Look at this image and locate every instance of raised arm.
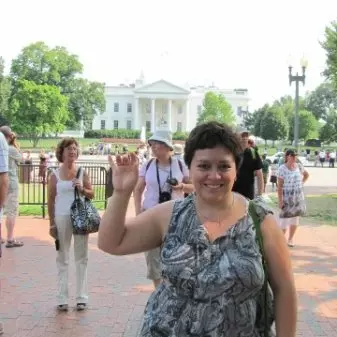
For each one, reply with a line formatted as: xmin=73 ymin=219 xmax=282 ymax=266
xmin=98 ymin=154 xmax=172 ymax=256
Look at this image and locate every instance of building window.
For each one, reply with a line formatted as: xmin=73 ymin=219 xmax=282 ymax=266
xmin=127 ymin=103 xmax=132 ymax=113
xmin=113 ymin=120 xmax=119 ymax=129
xmin=197 ymin=105 xmax=202 ymax=115
xmin=100 ymin=120 xmax=106 ymax=130
xmin=237 ymin=106 xmax=243 ymax=117
xmin=114 ymin=102 xmax=119 ymax=112
xmin=146 ymin=121 xmax=151 ymax=132
xmin=177 ymin=122 xmax=182 ymax=132
xmin=177 ymin=106 xmax=182 ymax=114
xmin=126 ymin=120 xmax=132 ymax=130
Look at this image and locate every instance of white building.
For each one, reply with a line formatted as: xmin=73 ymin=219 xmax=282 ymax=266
xmin=92 ymin=75 xmax=250 ymax=133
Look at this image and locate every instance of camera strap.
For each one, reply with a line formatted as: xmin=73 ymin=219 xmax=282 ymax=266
xmin=156 ymin=157 xmax=172 ymax=195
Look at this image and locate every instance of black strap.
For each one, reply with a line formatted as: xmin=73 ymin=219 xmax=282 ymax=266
xmin=156 ymin=157 xmax=172 ymax=195
xmin=146 ymin=158 xmax=184 ymax=175
xmin=74 ymin=167 xmax=82 ymax=200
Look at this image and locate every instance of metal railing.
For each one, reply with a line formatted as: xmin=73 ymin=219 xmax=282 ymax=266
xmin=18 ymin=164 xmax=109 ymax=218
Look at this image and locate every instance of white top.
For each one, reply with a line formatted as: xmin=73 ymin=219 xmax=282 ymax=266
xmin=330 ymin=152 xmax=336 ymax=159
xmin=0 ymin=132 xmax=8 ymax=173
xmin=54 ymin=167 xmax=84 ymax=216
xmin=139 ymin=158 xmax=189 ymax=210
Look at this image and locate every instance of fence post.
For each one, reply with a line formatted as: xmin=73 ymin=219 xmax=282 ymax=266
xmin=42 ymin=174 xmax=46 ymax=218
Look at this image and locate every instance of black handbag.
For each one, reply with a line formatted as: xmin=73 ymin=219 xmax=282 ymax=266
xmin=70 ymin=168 xmax=101 ymax=235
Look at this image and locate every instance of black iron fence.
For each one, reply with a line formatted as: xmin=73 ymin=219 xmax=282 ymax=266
xmin=18 ymin=164 xmax=110 ymax=218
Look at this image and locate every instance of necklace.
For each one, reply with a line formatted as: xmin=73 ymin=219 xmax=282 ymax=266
xmin=199 ymin=193 xmax=235 ymax=227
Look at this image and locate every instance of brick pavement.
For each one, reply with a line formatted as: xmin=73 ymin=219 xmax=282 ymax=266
xmin=1 ymin=202 xmax=337 ymax=336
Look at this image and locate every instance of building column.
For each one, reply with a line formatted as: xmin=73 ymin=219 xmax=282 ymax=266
xmin=185 ymin=100 xmax=190 ymax=132
xmin=167 ymin=99 xmax=172 ymax=131
xmin=134 ymin=98 xmax=139 ymax=130
xmin=151 ymin=99 xmax=155 ymax=133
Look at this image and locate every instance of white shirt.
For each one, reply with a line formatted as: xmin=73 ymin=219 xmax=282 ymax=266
xmin=54 ymin=168 xmax=84 ymax=216
xmin=139 ymin=158 xmax=189 ymax=210
xmin=330 ymin=152 xmax=336 ymax=159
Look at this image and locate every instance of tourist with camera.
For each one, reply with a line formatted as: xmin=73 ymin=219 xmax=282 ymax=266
xmin=133 ymin=130 xmax=194 ymax=288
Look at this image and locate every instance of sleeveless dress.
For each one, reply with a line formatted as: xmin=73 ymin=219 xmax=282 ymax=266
xmin=140 ymin=194 xmax=273 ymax=337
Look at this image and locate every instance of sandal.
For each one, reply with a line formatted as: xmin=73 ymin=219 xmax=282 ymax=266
xmin=5 ymin=240 xmax=24 ymax=248
xmin=57 ymin=304 xmax=68 ymax=312
xmin=76 ymin=303 xmax=87 ymax=311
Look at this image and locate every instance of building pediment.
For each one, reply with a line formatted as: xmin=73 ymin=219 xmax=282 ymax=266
xmin=134 ymin=79 xmax=190 ymax=95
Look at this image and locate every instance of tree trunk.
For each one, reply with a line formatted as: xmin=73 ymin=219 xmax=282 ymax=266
xmin=31 ymin=136 xmax=40 ymax=148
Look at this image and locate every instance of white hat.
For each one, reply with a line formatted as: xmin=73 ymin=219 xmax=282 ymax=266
xmin=173 ymin=144 xmax=183 ymax=155
xmin=148 ymin=130 xmax=173 ymax=150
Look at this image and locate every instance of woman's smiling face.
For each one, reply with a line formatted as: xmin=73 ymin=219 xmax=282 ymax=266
xmin=190 ymin=146 xmax=237 ymax=203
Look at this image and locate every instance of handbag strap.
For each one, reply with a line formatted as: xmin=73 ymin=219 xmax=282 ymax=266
xmin=74 ymin=167 xmax=82 ymax=200
xmin=248 ymin=200 xmax=269 ymax=337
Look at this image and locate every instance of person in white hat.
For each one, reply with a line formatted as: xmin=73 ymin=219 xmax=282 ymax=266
xmin=133 ymin=130 xmax=194 ymax=288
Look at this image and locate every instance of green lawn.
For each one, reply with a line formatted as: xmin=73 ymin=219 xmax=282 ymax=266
xmin=18 ymin=138 xmax=139 ymax=151
xmin=18 ymin=138 xmax=95 ymax=150
xmin=268 ymin=194 xmax=337 ymax=225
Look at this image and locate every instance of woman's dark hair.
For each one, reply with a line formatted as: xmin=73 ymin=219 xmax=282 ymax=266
xmin=56 ymin=137 xmax=79 ymax=163
xmin=184 ymin=121 xmax=243 ymax=170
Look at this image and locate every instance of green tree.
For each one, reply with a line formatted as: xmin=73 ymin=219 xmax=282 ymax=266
xmin=10 ymin=80 xmax=69 ymax=146
xmin=288 ymin=110 xmax=318 ymax=141
xmin=66 ymin=78 xmax=105 ymax=130
xmin=260 ymin=106 xmax=289 ymax=145
xmin=318 ymin=109 xmax=337 ymax=143
xmin=249 ymin=105 xmax=270 ymax=137
xmin=321 ymin=21 xmax=337 ymax=90
xmin=243 ymin=112 xmax=255 ymax=133
xmin=305 ymin=82 xmax=337 ymax=121
xmin=197 ymin=91 xmax=235 ymax=125
xmin=9 ymin=41 xmax=105 ymax=129
xmin=0 ymin=57 xmax=11 ymax=124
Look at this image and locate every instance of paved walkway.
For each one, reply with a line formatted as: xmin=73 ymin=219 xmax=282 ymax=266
xmin=1 ymin=203 xmax=337 ymax=336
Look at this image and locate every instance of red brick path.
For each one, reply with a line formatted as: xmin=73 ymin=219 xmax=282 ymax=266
xmin=1 ymin=204 xmax=337 ymax=336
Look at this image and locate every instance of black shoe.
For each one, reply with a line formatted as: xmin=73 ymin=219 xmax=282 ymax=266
xmin=57 ymin=304 xmax=68 ymax=311
xmin=76 ymin=303 xmax=87 ymax=311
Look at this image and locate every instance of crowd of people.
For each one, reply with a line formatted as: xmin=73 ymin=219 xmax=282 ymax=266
xmin=0 ymin=121 xmax=311 ymax=336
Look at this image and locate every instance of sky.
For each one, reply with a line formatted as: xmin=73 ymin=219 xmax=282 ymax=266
xmin=1 ymin=0 xmax=337 ymax=110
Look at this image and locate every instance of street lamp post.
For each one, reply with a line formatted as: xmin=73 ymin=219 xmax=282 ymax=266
xmin=288 ymin=57 xmax=308 ymax=151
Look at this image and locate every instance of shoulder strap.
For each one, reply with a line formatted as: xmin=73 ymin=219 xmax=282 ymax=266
xmin=76 ymin=167 xmax=82 ymax=179
xmin=248 ymin=200 xmax=269 ymax=337
xmin=74 ymin=167 xmax=82 ymax=199
xmin=250 ymin=147 xmax=256 ymax=160
xmin=177 ymin=159 xmax=184 ymax=175
xmin=145 ymin=158 xmax=154 ymax=173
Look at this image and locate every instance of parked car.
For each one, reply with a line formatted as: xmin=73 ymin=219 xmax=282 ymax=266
xmin=266 ymin=151 xmax=308 ymax=166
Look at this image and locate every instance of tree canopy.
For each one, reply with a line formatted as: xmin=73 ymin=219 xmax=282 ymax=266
xmin=197 ymin=91 xmax=236 ymax=125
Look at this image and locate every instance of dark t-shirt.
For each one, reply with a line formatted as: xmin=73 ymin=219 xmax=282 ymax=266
xmin=233 ymin=147 xmax=263 ymax=200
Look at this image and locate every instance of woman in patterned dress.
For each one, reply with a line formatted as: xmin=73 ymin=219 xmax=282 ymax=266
xmin=99 ymin=121 xmax=297 ymax=337
xmin=277 ymin=149 xmax=309 ymax=247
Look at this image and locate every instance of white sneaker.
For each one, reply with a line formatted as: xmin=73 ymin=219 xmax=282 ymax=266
xmin=288 ymin=240 xmax=294 ymax=248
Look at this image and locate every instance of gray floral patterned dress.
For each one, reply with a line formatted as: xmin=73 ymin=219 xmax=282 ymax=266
xmin=140 ymin=194 xmax=274 ymax=337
